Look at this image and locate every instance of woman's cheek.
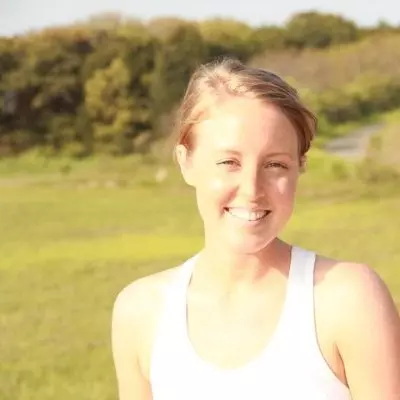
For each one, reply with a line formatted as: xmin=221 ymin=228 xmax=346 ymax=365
xmin=209 ymin=176 xmax=226 ymax=193
xmin=274 ymin=174 xmax=298 ymax=196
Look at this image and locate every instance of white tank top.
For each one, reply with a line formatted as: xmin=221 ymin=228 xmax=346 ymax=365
xmin=150 ymin=246 xmax=352 ymax=400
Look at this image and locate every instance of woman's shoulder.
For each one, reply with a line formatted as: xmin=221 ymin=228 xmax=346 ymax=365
xmin=312 ymin=253 xmax=400 ymax=395
xmin=111 ymin=260 xmax=188 ymax=378
xmin=314 ymin=252 xmax=399 ymax=338
xmin=113 ymin=262 xmax=183 ymax=322
xmin=314 ymin=252 xmax=393 ymax=303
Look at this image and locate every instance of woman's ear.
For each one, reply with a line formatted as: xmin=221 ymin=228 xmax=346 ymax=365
xmin=175 ymin=144 xmax=196 ymax=186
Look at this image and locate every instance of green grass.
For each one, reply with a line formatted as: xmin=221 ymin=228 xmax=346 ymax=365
xmin=366 ymin=109 xmax=400 ymax=171
xmin=1 ymin=112 xmax=400 ymax=399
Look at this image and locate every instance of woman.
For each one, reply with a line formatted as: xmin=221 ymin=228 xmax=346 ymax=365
xmin=111 ymin=58 xmax=400 ymax=399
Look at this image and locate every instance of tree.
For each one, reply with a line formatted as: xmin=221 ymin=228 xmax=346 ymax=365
xmin=150 ymin=23 xmax=207 ymax=136
xmin=198 ymin=18 xmax=255 ymax=61
xmin=285 ymin=11 xmax=359 ymax=49
xmin=84 ymin=58 xmax=137 ymax=154
xmin=1 ymin=28 xmax=93 ymax=152
xmin=0 ymin=38 xmax=20 ymax=145
xmin=250 ymin=25 xmax=287 ymax=53
xmin=146 ymin=17 xmax=190 ymax=39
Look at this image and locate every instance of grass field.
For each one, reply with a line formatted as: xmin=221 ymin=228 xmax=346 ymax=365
xmin=1 ymin=111 xmax=400 ymax=399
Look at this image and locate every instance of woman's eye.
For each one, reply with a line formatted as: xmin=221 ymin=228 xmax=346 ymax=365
xmin=218 ymin=160 xmax=238 ymax=166
xmin=266 ymin=162 xmax=288 ymax=169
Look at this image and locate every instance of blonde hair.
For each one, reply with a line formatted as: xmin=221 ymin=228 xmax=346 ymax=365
xmin=173 ymin=57 xmax=317 ymax=157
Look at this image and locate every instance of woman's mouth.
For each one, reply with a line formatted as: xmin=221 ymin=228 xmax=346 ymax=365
xmin=224 ymin=207 xmax=271 ymax=222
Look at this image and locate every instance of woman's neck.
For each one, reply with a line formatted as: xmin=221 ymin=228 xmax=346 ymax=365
xmin=191 ymin=238 xmax=292 ymax=296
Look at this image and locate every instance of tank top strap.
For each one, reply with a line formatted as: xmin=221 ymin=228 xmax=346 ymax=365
xmin=280 ymin=246 xmax=317 ymax=346
xmin=287 ymin=246 xmax=316 ymax=295
xmin=164 ymin=253 xmax=198 ymax=297
xmin=150 ymin=254 xmax=199 ymax=380
xmin=167 ymin=247 xmax=316 ymax=337
xmin=157 ymin=253 xmax=199 ymax=335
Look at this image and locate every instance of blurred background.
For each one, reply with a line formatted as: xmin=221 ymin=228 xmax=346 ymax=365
xmin=1 ymin=1 xmax=400 ymax=398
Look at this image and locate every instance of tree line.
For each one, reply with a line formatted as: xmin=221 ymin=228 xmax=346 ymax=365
xmin=1 ymin=11 xmax=400 ymax=157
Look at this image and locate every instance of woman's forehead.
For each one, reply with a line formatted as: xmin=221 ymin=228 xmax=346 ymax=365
xmin=193 ymin=99 xmax=299 ymax=154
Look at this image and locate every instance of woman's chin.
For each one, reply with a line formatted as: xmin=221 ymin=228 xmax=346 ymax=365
xmin=224 ymin=235 xmax=275 ymax=255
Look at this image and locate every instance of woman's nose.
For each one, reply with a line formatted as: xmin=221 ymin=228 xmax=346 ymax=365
xmin=238 ymin=167 xmax=265 ymax=202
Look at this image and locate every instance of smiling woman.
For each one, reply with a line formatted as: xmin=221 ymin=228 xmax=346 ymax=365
xmin=111 ymin=57 xmax=400 ymax=400
xmin=176 ymin=95 xmax=304 ymax=255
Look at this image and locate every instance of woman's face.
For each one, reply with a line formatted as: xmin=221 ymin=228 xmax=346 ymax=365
xmin=177 ymin=97 xmax=303 ymax=255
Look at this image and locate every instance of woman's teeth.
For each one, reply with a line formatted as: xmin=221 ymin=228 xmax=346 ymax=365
xmin=226 ymin=208 xmax=269 ymax=221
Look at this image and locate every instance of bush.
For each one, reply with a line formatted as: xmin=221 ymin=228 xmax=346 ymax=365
xmin=285 ymin=11 xmax=359 ymax=49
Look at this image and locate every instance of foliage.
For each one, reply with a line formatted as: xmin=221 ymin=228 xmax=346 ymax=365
xmin=0 ymin=13 xmax=400 ymax=156
xmin=150 ymin=23 xmax=206 ymax=120
xmin=250 ymin=26 xmax=287 ymax=53
xmin=197 ymin=18 xmax=254 ymax=61
xmin=284 ymin=11 xmax=359 ymax=49
xmin=253 ymin=33 xmax=400 ymax=124
xmin=85 ymin=58 xmax=136 ymax=154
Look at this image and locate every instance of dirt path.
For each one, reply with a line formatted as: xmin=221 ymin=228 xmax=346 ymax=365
xmin=323 ymin=123 xmax=384 ymax=160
